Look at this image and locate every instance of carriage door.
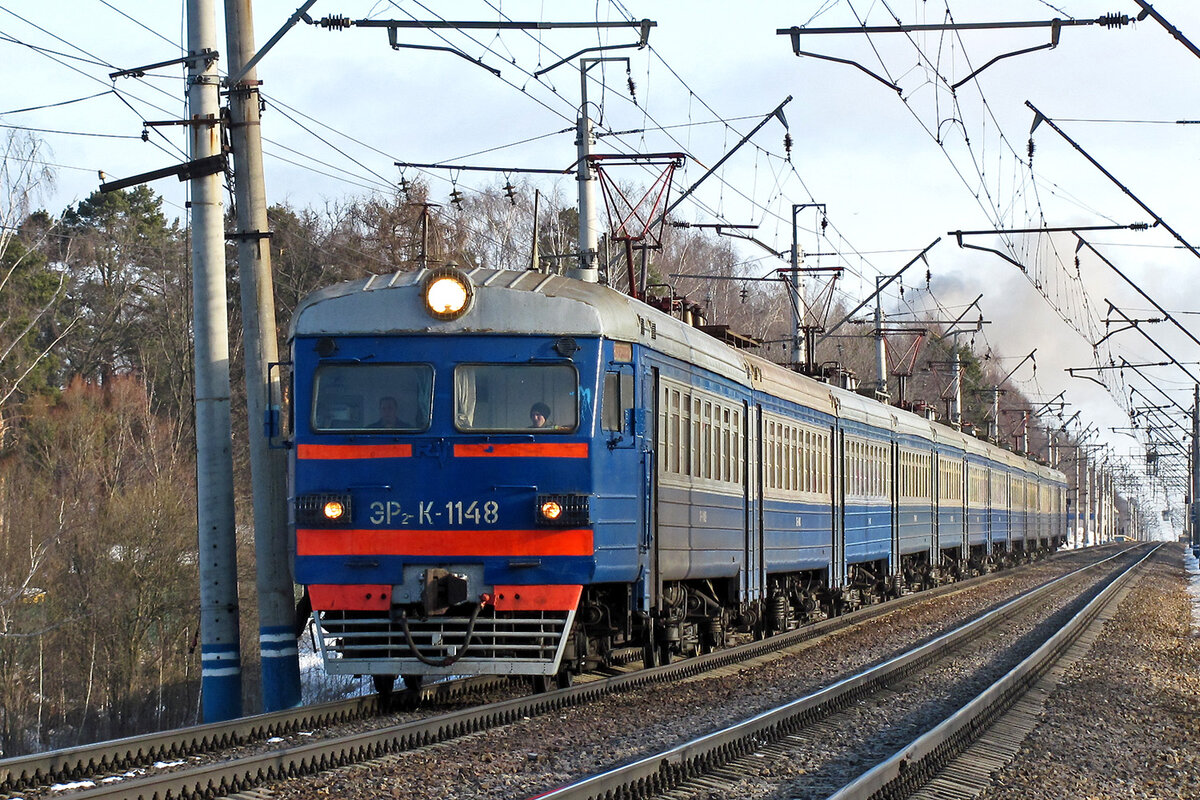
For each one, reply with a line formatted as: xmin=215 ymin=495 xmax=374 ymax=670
xmin=746 ymin=402 xmax=762 ymax=606
xmin=640 ymin=365 xmax=661 ymax=613
xmin=889 ymin=440 xmax=900 ymax=577
xmin=832 ymin=426 xmax=846 ymax=590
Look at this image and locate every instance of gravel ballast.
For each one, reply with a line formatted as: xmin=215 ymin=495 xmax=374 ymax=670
xmin=978 ymin=543 xmax=1200 ymax=800
xmin=262 ymin=550 xmax=1128 ymax=800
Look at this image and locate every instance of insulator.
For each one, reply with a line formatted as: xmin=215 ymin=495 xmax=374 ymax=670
xmin=141 ymin=128 xmax=149 ymax=142
xmin=740 ymin=285 xmax=748 ymax=302
xmin=1027 ymin=138 xmax=1035 ymax=164
xmin=319 ymin=15 xmax=352 ymax=30
xmin=503 ymin=182 xmax=517 ymax=205
xmin=783 ymin=132 xmax=793 ymax=161
xmin=1098 ymin=13 xmax=1130 ymax=28
xmin=820 ymin=215 xmax=828 ymax=232
xmin=627 ymin=76 xmax=637 ymax=101
xmin=399 ymin=176 xmax=410 ymax=198
xmin=449 ymin=188 xmax=463 ymax=209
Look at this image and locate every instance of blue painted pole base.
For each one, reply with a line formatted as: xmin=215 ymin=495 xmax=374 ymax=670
xmin=260 ymin=624 xmax=303 ymax=711
xmin=201 ymin=642 xmax=243 ymax=722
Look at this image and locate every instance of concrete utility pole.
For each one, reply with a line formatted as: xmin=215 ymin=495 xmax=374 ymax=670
xmin=224 ymin=0 xmax=301 ymax=712
xmin=873 ymin=279 xmax=888 ymax=397
xmin=571 ymin=57 xmax=613 ymax=284
xmin=189 ymin=0 xmax=242 ymax=722
xmin=1192 ymin=385 xmax=1199 ymax=553
xmin=790 ymin=213 xmax=804 ymax=370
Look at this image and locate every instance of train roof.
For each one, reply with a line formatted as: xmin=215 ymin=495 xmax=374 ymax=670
xmin=292 ymin=267 xmax=1064 ymax=482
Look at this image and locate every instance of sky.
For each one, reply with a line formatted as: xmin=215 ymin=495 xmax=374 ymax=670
xmin=2 ymin=0 xmax=1199 ymax=528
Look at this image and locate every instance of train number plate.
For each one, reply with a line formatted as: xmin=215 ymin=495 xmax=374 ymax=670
xmin=368 ymin=499 xmax=500 ymax=527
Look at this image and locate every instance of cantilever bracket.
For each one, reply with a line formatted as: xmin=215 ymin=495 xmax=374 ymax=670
xmin=952 ymin=232 xmax=1027 ymax=273
xmin=1066 ymin=367 xmax=1109 ymax=389
xmin=110 ymin=49 xmax=218 ymax=80
xmin=387 ymin=29 xmax=501 ymax=76
xmin=783 ymin=30 xmax=902 ymax=94
xmin=99 ymin=154 xmax=227 ymax=193
xmin=951 ymin=20 xmax=1060 ymax=90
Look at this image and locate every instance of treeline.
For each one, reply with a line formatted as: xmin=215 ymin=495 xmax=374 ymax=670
xmin=0 ymin=133 xmax=1039 ymax=756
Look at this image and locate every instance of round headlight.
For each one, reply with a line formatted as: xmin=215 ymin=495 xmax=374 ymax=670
xmin=322 ymin=500 xmax=346 ymax=521
xmin=423 ymin=267 xmax=474 ymax=320
xmin=539 ymin=500 xmax=563 ymax=521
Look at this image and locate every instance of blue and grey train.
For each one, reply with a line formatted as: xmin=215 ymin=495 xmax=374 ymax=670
xmin=287 ymin=265 xmax=1068 ymax=690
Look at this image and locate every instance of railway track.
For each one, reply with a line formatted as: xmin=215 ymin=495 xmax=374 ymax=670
xmin=534 ymin=542 xmax=1157 ymax=800
xmin=0 ymin=546 xmax=1116 ymax=800
xmin=0 ymin=674 xmax=506 ymax=796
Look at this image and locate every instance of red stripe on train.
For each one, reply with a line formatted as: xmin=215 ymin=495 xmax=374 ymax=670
xmin=306 ymin=583 xmax=583 ymax=612
xmin=308 ymin=584 xmax=391 ymax=611
xmin=297 ymin=443 xmax=412 ymax=459
xmin=492 ymin=584 xmax=582 ymax=612
xmin=453 ymin=442 xmax=588 ymax=458
xmin=297 ymin=528 xmax=594 ymax=557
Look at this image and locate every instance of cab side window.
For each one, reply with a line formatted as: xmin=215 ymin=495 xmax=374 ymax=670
xmin=602 ymin=371 xmax=633 ymax=432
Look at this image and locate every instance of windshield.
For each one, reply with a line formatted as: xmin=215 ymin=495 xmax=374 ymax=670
xmin=454 ymin=363 xmax=578 ymax=432
xmin=312 ymin=363 xmax=433 ymax=432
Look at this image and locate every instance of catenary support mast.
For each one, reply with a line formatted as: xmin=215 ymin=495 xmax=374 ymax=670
xmin=188 ymin=0 xmax=242 ymax=722
xmin=224 ymin=0 xmax=301 ymax=712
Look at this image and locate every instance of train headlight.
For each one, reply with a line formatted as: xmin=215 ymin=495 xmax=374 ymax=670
xmin=423 ymin=267 xmax=474 ymax=320
xmin=535 ymin=493 xmax=590 ymax=527
xmin=296 ymin=493 xmax=353 ymax=527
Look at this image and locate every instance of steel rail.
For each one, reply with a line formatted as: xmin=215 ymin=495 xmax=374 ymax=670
xmin=0 ymin=561 xmax=1005 ymax=795
xmin=826 ymin=542 xmax=1160 ymax=800
xmin=0 ymin=673 xmax=503 ymax=794
xmin=38 ymin=549 xmax=1101 ymax=800
xmin=532 ymin=545 xmax=1143 ymax=800
xmin=3 ymin=547 xmax=1098 ymax=798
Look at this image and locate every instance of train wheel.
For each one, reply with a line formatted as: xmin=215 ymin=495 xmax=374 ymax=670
xmin=396 ymin=675 xmax=423 ymax=710
xmin=372 ymin=674 xmax=397 ymax=707
xmin=556 ymin=670 xmax=574 ymax=690
xmin=642 ymin=639 xmax=660 ymax=668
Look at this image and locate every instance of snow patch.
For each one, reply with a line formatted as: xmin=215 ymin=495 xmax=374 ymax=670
xmin=1184 ymin=547 xmax=1200 ymax=635
xmin=51 ymin=780 xmax=96 ymax=791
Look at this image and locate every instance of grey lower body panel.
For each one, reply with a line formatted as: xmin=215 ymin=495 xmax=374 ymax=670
xmin=312 ymin=608 xmax=576 ymax=676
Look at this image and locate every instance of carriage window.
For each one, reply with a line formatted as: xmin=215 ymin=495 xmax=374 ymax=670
xmin=454 ymin=363 xmax=579 ymax=432
xmin=312 ymin=363 xmax=433 ymax=432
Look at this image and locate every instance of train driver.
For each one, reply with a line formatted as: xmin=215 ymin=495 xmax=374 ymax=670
xmin=529 ymin=401 xmax=551 ymax=428
xmin=369 ymin=392 xmax=419 ymax=429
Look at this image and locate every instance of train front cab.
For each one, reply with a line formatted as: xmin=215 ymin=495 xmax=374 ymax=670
xmin=290 ymin=329 xmax=645 ymax=684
